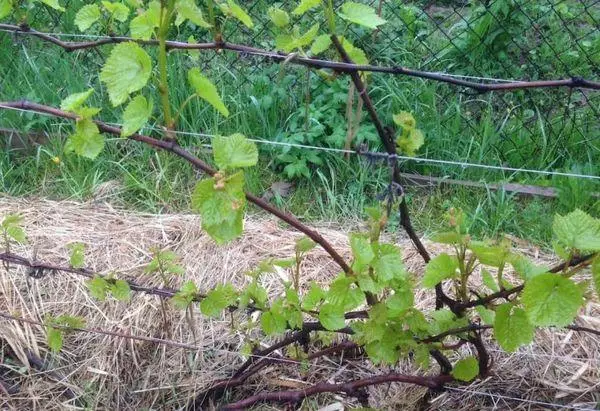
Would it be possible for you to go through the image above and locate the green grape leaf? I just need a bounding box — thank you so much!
[592,258,600,298]
[68,242,85,268]
[286,307,304,330]
[386,287,414,317]
[553,209,600,251]
[121,95,153,137]
[47,327,64,352]
[5,225,25,243]
[481,268,499,292]
[365,339,400,365]
[522,273,583,327]
[175,0,211,27]
[101,1,129,22]
[430,231,466,245]
[295,236,316,254]
[422,253,458,288]
[350,234,374,268]
[338,2,386,29]
[187,36,200,61]
[261,305,288,335]
[494,303,533,352]
[373,243,406,283]
[296,23,319,48]
[413,344,431,369]
[187,68,229,117]
[475,305,495,325]
[285,287,300,307]
[311,34,331,55]
[100,42,152,107]
[60,89,94,113]
[452,357,479,382]
[75,4,101,31]
[180,280,198,295]
[110,279,131,301]
[318,303,346,331]
[200,283,238,317]
[2,214,26,243]
[172,280,198,309]
[428,309,468,335]
[292,0,320,15]
[240,281,268,309]
[67,118,105,159]
[357,272,378,294]
[56,314,85,329]
[212,133,258,170]
[326,274,365,311]
[396,128,424,157]
[39,0,65,12]
[469,241,511,267]
[226,0,253,28]
[275,24,319,52]
[337,36,368,65]
[268,6,289,27]
[171,293,191,310]
[0,0,12,19]
[509,254,548,281]
[301,281,326,310]
[130,1,160,40]
[552,240,570,260]
[87,276,109,301]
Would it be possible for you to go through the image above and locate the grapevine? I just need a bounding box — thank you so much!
[1,0,599,409]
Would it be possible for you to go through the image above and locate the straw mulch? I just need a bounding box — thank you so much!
[0,196,598,410]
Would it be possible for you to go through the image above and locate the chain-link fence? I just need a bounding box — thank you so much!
[1,0,599,186]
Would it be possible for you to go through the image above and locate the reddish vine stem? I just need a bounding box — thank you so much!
[189,341,359,410]
[0,100,352,275]
[1,23,599,92]
[220,373,454,410]
[455,253,595,312]
[0,251,188,299]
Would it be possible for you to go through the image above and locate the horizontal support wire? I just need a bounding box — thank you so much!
[0,310,350,376]
[443,386,597,411]
[1,24,599,92]
[1,104,598,181]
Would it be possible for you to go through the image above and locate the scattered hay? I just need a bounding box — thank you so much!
[0,196,598,410]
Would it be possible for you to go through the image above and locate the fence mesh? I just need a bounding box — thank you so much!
[1,0,599,185]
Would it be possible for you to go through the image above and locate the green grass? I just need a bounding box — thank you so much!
[1,0,598,247]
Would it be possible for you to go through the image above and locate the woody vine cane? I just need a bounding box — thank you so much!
[1,0,600,409]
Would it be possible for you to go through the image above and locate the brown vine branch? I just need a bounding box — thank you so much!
[0,100,352,275]
[1,24,599,92]
[0,251,188,299]
[455,253,595,311]
[189,341,359,410]
[220,373,454,409]
[330,35,460,314]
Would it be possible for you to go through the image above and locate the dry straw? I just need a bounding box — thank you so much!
[0,196,598,410]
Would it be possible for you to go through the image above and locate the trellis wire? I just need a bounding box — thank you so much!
[487,348,600,363]
[1,103,598,181]
[0,310,356,377]
[444,386,597,411]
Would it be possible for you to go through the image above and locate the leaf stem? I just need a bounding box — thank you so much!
[157,0,176,132]
[325,0,336,34]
